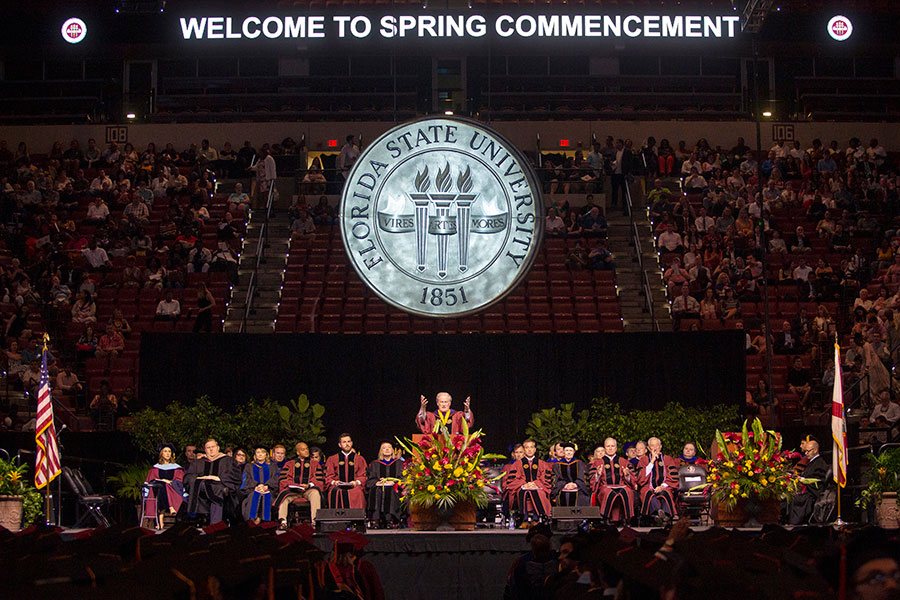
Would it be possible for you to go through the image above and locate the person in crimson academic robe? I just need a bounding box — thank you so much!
[143,443,185,529]
[325,433,368,509]
[507,439,552,523]
[365,441,404,528]
[415,392,474,435]
[274,441,324,525]
[241,447,277,522]
[552,442,591,507]
[590,437,637,524]
[501,444,525,515]
[637,437,680,519]
[184,438,239,524]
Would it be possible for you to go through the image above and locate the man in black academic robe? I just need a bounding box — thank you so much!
[551,443,591,507]
[787,439,831,525]
[365,442,404,528]
[184,438,239,524]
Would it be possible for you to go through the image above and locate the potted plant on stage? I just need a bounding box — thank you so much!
[0,457,43,531]
[700,418,809,527]
[856,448,900,529]
[396,423,491,531]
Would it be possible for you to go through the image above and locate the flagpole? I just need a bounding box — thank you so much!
[42,334,51,525]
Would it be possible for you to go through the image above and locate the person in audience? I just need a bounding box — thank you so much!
[71,290,97,325]
[865,391,900,440]
[507,439,552,525]
[75,325,99,358]
[290,208,316,240]
[416,392,474,435]
[774,320,799,355]
[699,288,719,321]
[637,437,679,523]
[95,324,124,359]
[241,446,277,523]
[588,238,615,272]
[155,290,180,321]
[787,356,812,408]
[591,437,636,525]
[109,309,132,336]
[81,239,111,272]
[143,443,185,529]
[56,367,83,402]
[325,433,368,509]
[672,286,700,329]
[366,441,404,529]
[551,442,590,507]
[657,223,685,254]
[89,379,118,429]
[274,441,323,527]
[184,438,239,525]
[190,283,216,333]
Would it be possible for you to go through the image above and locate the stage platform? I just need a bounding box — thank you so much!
[316,529,530,600]
[52,525,733,600]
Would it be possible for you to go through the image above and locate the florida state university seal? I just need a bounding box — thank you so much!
[340,117,543,318]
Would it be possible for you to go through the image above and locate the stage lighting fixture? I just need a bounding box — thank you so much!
[762,111,772,117]
[126,112,136,119]
[444,110,454,115]
[115,1,166,15]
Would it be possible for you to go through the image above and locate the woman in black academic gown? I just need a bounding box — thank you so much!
[365,441,404,528]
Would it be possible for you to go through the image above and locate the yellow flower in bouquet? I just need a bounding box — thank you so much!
[427,484,436,493]
[444,463,453,470]
[432,462,440,471]
[453,467,464,477]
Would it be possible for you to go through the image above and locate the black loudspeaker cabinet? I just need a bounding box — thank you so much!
[315,508,367,533]
[551,506,602,531]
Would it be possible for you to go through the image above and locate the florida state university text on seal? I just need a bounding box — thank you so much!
[340,117,543,318]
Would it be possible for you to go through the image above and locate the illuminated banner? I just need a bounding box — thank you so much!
[178,13,741,41]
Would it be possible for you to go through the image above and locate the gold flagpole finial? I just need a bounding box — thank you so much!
[42,333,50,351]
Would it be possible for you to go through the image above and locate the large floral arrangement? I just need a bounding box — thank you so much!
[396,423,490,510]
[702,418,808,511]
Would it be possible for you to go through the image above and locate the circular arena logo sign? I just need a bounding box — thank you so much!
[340,117,543,318]
[61,18,87,44]
[827,15,852,42]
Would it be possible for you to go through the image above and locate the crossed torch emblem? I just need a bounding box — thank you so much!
[377,162,507,279]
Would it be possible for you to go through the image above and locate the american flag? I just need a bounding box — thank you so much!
[34,342,61,489]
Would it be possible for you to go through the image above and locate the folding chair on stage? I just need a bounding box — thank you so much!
[63,466,114,528]
[676,464,710,524]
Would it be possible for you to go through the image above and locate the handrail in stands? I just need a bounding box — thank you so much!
[241,180,277,333]
[623,179,658,331]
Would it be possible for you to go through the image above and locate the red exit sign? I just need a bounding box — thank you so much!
[559,139,570,147]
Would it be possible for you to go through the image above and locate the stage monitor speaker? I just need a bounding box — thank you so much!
[551,506,602,531]
[315,508,367,533]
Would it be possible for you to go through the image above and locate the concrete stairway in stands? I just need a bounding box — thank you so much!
[605,191,672,332]
[224,193,293,334]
